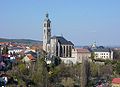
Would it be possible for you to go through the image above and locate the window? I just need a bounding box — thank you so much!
[44,30,45,33]
[47,23,50,27]
[44,23,46,27]
[48,29,50,32]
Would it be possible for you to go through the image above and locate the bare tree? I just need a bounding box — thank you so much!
[81,58,90,87]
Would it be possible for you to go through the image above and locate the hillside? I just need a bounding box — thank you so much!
[0,38,42,44]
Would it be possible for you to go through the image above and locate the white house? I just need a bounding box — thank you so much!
[8,47,24,54]
[92,48,113,60]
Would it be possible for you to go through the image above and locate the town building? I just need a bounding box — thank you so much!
[8,47,24,54]
[22,54,36,63]
[92,48,113,60]
[72,48,91,63]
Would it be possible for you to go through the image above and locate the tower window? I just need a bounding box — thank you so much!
[44,23,46,27]
[47,23,50,27]
[44,30,45,33]
[48,29,50,32]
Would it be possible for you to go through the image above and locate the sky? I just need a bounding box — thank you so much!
[0,0,120,46]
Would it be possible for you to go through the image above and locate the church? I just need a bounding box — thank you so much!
[42,13,74,58]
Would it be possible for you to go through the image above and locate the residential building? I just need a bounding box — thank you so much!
[22,54,36,63]
[8,47,24,54]
[72,48,91,63]
[92,48,113,60]
[25,51,37,58]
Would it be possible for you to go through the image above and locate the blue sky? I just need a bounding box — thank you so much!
[0,0,120,46]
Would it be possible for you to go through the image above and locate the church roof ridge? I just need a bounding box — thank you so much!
[51,36,73,45]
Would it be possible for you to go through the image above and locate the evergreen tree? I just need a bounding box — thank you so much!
[2,46,8,54]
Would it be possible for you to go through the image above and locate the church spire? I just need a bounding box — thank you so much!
[46,13,49,18]
[43,13,51,52]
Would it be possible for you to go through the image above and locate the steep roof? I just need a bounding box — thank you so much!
[27,54,35,60]
[22,54,36,62]
[75,48,90,53]
[8,47,24,50]
[25,51,37,58]
[51,36,74,45]
[92,48,111,52]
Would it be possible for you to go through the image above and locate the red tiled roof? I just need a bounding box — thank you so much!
[27,54,33,60]
[27,54,36,61]
[76,48,90,53]
[112,78,120,84]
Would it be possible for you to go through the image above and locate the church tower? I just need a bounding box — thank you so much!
[43,13,51,52]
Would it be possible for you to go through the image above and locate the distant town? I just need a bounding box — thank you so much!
[0,14,120,87]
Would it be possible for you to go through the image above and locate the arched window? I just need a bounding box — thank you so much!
[44,30,45,33]
[48,29,50,32]
[44,23,46,27]
[47,23,50,27]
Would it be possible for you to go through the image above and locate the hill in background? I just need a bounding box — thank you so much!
[0,38,42,44]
